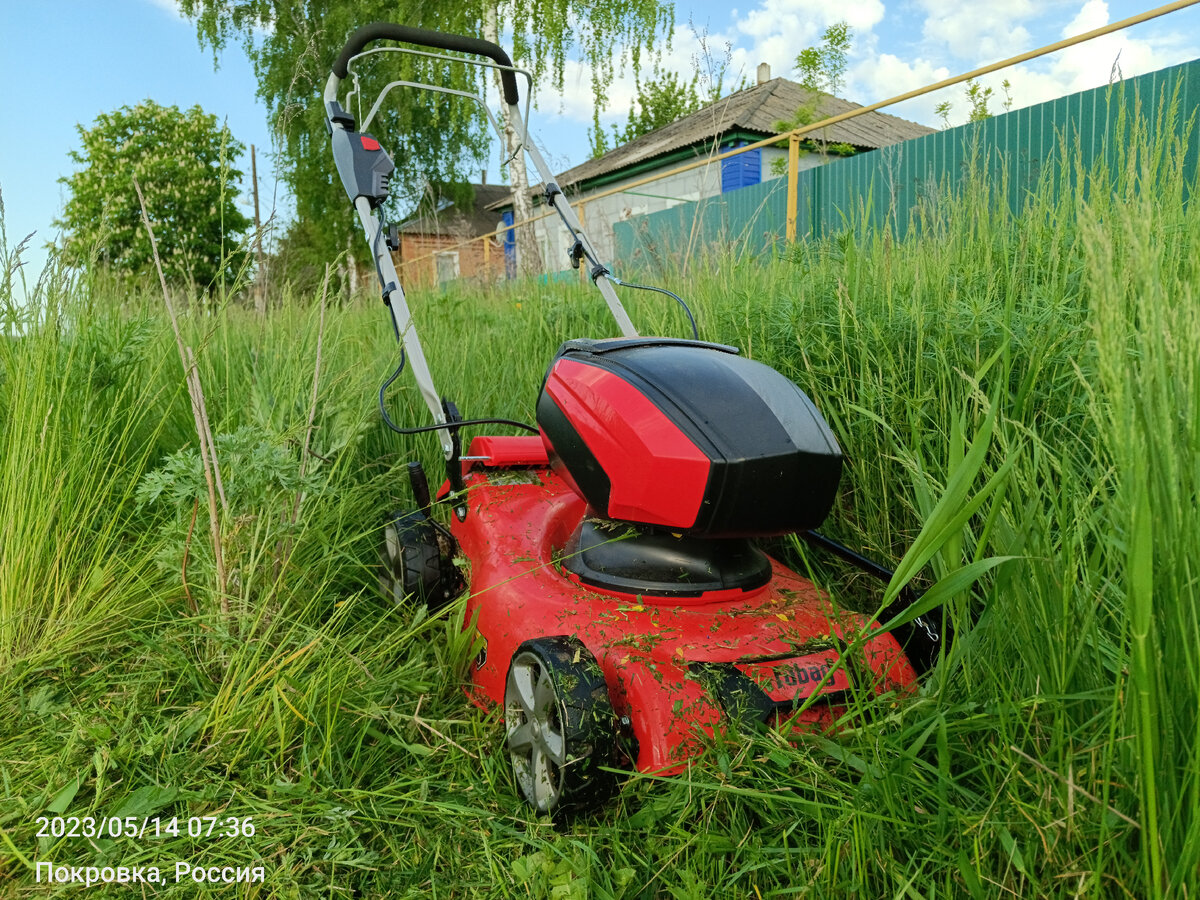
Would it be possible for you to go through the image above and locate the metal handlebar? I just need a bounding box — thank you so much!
[331,23,520,105]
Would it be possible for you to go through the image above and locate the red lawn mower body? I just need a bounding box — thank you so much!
[446,339,918,773]
[452,445,917,773]
[324,24,931,813]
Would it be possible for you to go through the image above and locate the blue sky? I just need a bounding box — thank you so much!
[2,0,1198,289]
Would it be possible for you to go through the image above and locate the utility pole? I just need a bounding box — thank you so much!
[251,144,265,314]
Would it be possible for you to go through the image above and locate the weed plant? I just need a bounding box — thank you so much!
[0,94,1197,897]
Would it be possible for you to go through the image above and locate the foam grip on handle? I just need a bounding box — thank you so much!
[332,23,520,105]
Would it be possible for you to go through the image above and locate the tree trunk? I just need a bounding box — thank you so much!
[483,7,542,277]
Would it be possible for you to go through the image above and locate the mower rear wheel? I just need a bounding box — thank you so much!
[504,636,617,814]
[380,511,449,608]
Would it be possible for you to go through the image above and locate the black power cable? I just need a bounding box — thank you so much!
[544,186,700,340]
[371,209,539,438]
[373,190,698,437]
[606,273,699,340]
[377,348,539,437]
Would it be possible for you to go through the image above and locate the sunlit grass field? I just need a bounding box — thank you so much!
[1,101,1197,897]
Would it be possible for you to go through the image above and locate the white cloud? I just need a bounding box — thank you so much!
[535,20,758,124]
[1048,0,1157,94]
[539,0,901,128]
[978,1,1199,122]
[738,0,885,40]
[141,0,273,38]
[530,0,1200,141]
[916,0,1039,64]
[857,0,1199,127]
[143,0,183,15]
[1064,0,1109,35]
[851,52,952,123]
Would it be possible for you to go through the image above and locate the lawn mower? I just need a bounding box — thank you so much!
[324,24,945,814]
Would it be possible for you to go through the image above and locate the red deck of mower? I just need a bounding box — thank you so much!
[326,24,944,814]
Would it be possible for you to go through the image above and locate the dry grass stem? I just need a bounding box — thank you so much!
[1009,745,1140,828]
[133,174,229,610]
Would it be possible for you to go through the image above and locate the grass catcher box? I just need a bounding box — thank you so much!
[537,338,843,537]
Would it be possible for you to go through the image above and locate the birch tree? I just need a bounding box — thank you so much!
[179,0,672,280]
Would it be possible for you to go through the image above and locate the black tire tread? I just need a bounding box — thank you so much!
[506,635,618,814]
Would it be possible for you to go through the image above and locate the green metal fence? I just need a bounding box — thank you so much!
[614,58,1199,269]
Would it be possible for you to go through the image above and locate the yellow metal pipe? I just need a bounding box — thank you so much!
[786,131,800,242]
[779,0,1200,140]
[397,0,1198,272]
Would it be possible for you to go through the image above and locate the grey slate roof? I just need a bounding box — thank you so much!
[399,183,513,236]
[556,77,935,190]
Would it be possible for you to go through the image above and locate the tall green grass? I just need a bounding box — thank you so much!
[0,89,1197,897]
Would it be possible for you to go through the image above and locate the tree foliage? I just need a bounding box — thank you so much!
[935,78,1014,128]
[795,21,850,99]
[773,23,856,164]
[55,100,250,290]
[589,70,709,158]
[585,69,705,157]
[177,1,673,274]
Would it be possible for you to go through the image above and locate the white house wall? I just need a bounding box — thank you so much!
[530,145,826,272]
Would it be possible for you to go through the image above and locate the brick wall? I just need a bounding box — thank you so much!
[396,233,506,289]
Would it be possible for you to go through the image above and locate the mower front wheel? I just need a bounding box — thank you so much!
[504,635,617,815]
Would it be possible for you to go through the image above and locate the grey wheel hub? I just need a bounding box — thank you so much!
[505,652,566,812]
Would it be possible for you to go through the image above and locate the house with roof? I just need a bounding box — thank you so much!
[495,65,935,272]
[394,182,513,287]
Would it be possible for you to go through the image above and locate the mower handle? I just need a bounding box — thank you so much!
[332,23,521,106]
